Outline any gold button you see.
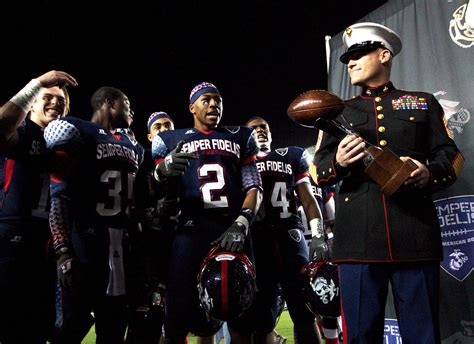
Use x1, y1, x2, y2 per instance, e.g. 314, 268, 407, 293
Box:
329, 168, 333, 173
375, 97, 382, 102
376, 106, 383, 111
378, 126, 386, 133
409, 116, 415, 121
379, 140, 387, 146
443, 178, 446, 182
344, 197, 349, 202
377, 114, 384, 120
448, 175, 452, 179
434, 179, 438, 184
322, 171, 326, 175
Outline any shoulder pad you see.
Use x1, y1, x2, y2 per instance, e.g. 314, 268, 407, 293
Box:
44, 119, 82, 149
151, 135, 168, 159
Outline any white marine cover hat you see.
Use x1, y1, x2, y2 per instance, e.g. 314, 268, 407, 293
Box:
340, 22, 402, 63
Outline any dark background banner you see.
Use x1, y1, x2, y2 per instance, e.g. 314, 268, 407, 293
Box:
326, 0, 474, 341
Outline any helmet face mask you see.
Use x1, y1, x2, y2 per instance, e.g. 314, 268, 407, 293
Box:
197, 247, 257, 321
301, 259, 341, 318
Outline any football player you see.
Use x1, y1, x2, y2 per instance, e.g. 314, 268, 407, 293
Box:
0, 70, 77, 343
152, 82, 262, 343
44, 86, 144, 343
245, 116, 328, 344
126, 111, 176, 344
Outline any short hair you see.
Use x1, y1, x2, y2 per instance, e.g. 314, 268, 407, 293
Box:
90, 86, 124, 112
245, 116, 269, 127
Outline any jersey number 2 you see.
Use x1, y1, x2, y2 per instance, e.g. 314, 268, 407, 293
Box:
199, 163, 228, 208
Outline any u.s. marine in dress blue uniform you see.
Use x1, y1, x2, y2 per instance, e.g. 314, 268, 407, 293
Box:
152, 125, 262, 340
314, 22, 464, 344
45, 115, 143, 343
314, 83, 463, 261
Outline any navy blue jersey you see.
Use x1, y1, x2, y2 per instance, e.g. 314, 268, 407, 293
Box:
255, 146, 310, 224
0, 118, 50, 227
152, 126, 260, 219
44, 117, 144, 248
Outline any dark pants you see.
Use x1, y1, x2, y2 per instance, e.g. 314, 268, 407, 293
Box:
55, 227, 129, 344
251, 221, 314, 334
339, 262, 441, 344
163, 216, 254, 342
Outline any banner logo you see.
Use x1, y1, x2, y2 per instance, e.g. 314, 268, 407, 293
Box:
434, 91, 470, 135
449, 3, 474, 48
435, 195, 474, 281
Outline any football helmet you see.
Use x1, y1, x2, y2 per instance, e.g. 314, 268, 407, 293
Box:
301, 258, 340, 318
197, 245, 257, 321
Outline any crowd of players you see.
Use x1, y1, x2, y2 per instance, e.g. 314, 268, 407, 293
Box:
0, 71, 340, 344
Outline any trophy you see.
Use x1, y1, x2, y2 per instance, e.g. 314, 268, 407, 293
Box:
287, 89, 417, 196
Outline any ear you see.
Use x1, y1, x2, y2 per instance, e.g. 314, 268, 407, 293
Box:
105, 97, 115, 108
189, 103, 195, 114
379, 49, 392, 64
147, 133, 153, 142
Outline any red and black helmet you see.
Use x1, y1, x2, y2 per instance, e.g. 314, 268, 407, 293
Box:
197, 246, 257, 321
301, 258, 341, 318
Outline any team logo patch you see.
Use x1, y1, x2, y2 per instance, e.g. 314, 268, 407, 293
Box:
392, 95, 428, 110
225, 126, 240, 134
311, 276, 339, 305
435, 195, 474, 282
275, 148, 289, 156
288, 228, 302, 242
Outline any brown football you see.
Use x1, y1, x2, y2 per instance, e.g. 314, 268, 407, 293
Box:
287, 90, 344, 127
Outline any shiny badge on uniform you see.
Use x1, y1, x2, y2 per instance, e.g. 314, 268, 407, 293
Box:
392, 95, 428, 110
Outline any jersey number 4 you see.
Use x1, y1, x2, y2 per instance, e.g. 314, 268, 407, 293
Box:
271, 181, 290, 218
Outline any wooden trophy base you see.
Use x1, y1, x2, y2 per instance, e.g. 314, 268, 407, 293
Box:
364, 146, 418, 196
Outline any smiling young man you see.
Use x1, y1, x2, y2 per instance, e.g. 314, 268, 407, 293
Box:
0, 70, 77, 343
313, 22, 464, 343
152, 82, 262, 344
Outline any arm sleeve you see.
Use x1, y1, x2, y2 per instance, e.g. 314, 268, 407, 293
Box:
295, 147, 311, 185
241, 128, 262, 192
426, 95, 464, 191
44, 119, 82, 249
312, 128, 350, 187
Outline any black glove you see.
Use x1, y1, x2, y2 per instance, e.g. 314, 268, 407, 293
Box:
154, 141, 195, 180
309, 235, 331, 260
212, 221, 247, 253
56, 246, 81, 289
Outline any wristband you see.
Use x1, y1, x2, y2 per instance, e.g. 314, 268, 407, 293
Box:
310, 218, 324, 238
239, 208, 256, 225
10, 79, 42, 112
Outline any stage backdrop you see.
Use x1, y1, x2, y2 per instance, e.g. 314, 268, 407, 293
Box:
326, 0, 474, 342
